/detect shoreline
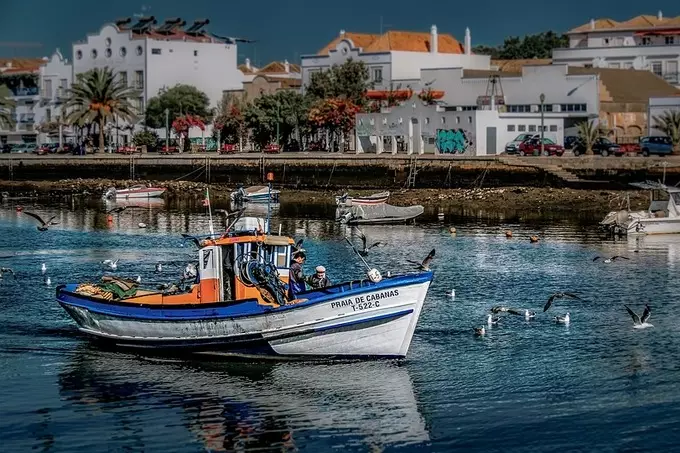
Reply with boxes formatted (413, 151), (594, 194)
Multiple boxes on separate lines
(0, 178), (649, 214)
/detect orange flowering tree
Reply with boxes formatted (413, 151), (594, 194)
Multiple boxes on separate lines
(308, 98), (360, 150)
(172, 114), (205, 151)
(214, 93), (248, 147)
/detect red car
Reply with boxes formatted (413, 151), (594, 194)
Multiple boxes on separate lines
(263, 144), (280, 154)
(218, 143), (239, 154)
(518, 138), (565, 156)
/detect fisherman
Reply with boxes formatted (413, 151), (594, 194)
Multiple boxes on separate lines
(308, 265), (331, 289)
(288, 251), (307, 299)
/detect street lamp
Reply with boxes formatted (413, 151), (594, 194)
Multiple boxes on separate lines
(164, 108), (169, 152)
(539, 93), (545, 156)
(276, 100), (280, 147)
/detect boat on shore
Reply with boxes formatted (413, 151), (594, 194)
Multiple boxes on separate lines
(338, 203), (425, 225)
(56, 214), (434, 359)
(601, 181), (680, 235)
(336, 191), (390, 207)
(231, 185), (280, 204)
(103, 185), (166, 200)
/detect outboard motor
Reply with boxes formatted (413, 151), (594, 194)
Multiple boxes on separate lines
(103, 187), (116, 200)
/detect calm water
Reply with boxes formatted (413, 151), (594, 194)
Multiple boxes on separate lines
(1, 196), (680, 452)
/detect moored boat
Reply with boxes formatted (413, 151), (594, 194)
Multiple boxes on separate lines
(56, 214), (434, 359)
(336, 191), (390, 207)
(601, 181), (680, 235)
(103, 185), (166, 200)
(338, 203), (425, 225)
(231, 185), (281, 204)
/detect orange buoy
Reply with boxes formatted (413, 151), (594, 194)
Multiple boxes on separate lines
(107, 214), (113, 222)
(16, 206), (23, 212)
(266, 172), (274, 182)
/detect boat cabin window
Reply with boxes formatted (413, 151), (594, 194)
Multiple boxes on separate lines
(672, 193), (680, 205)
(264, 245), (289, 269)
(652, 190), (669, 202)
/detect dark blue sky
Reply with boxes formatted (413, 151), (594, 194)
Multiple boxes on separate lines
(0, 1), (677, 65)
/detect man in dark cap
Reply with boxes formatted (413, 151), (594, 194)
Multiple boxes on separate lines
(308, 265), (331, 289)
(288, 251), (307, 299)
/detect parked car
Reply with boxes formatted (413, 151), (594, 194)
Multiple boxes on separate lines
(564, 136), (580, 150)
(218, 143), (240, 154)
(159, 139), (180, 154)
(33, 143), (60, 155)
(572, 137), (622, 157)
(263, 144), (280, 154)
(1, 144), (15, 153)
(504, 133), (540, 154)
(518, 137), (565, 156)
(116, 145), (140, 155)
(10, 143), (36, 153)
(639, 136), (673, 156)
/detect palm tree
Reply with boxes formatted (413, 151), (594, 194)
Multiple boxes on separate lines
(577, 120), (599, 156)
(0, 84), (16, 129)
(653, 110), (680, 155)
(64, 67), (138, 153)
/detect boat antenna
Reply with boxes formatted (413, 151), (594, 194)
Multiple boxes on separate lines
(223, 207), (246, 235)
(344, 237), (371, 271)
(205, 187), (215, 237)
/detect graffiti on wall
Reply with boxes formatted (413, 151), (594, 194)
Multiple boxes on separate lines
(190, 137), (218, 151)
(435, 129), (474, 154)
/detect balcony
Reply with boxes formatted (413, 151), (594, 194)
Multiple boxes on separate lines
(133, 81), (144, 90)
(663, 72), (680, 85)
(17, 123), (35, 132)
(11, 87), (39, 98)
(56, 88), (68, 101)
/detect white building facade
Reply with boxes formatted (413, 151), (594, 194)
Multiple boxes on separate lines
(36, 50), (74, 145)
(552, 12), (680, 88)
(301, 26), (490, 91)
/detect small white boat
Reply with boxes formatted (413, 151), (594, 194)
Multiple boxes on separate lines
(336, 191), (390, 207)
(103, 185), (166, 200)
(231, 185), (280, 204)
(338, 203), (425, 225)
(601, 181), (680, 235)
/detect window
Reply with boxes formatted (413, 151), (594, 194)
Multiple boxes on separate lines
(425, 117), (430, 124)
(507, 105), (531, 113)
(60, 78), (67, 89)
(604, 38), (610, 46)
(134, 70), (143, 89)
(560, 104), (587, 112)
(44, 79), (52, 98)
(455, 117), (460, 124)
(136, 45), (143, 56)
(642, 37), (652, 46)
(105, 37), (111, 47)
(441, 117), (446, 124)
(542, 104), (553, 112)
(549, 125), (558, 132)
(624, 62), (634, 69)
(666, 36), (675, 45)
(651, 62), (663, 77)
(151, 48), (161, 55)
(528, 125), (536, 132)
(518, 125), (526, 132)
(137, 97), (145, 114)
(45, 108), (51, 122)
(372, 68), (383, 83)
(584, 64), (593, 68)
(119, 71), (128, 86)
(608, 62), (621, 69)
(507, 124), (515, 132)
(467, 116), (472, 124)
(120, 47), (127, 57)
(76, 50), (82, 60)
(105, 48), (112, 58)
(91, 49), (97, 59)
(369, 118), (375, 125)
(194, 50), (198, 57)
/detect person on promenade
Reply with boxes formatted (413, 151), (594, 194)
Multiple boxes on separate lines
(288, 251), (307, 299)
(308, 265), (331, 289)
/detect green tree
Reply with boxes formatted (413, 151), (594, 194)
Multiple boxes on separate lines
(132, 130), (159, 150)
(64, 67), (138, 153)
(145, 84), (212, 129)
(577, 120), (600, 156)
(473, 31), (569, 59)
(306, 58), (372, 107)
(214, 93), (249, 148)
(0, 84), (16, 129)
(653, 110), (680, 155)
(244, 91), (310, 150)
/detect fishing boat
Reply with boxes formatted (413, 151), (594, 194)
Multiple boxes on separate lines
(230, 185), (281, 204)
(56, 213), (434, 359)
(338, 203), (425, 225)
(103, 185), (166, 200)
(600, 181), (680, 235)
(336, 191), (390, 207)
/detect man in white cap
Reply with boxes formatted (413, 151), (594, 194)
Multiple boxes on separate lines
(308, 265), (331, 289)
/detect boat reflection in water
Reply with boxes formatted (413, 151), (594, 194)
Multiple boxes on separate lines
(58, 348), (429, 451)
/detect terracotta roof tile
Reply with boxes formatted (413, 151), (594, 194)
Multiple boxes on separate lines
(318, 32), (380, 55)
(238, 64), (255, 74)
(0, 58), (44, 75)
(569, 18), (621, 33)
(364, 30), (464, 53)
(491, 59), (552, 72)
(567, 67), (679, 103)
(569, 14), (680, 33)
(258, 61), (301, 74)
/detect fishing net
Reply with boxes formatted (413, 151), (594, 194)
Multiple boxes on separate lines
(76, 276), (139, 300)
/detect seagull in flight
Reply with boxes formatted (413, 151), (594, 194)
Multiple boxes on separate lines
(593, 255), (630, 263)
(23, 212), (59, 231)
(292, 239), (305, 255)
(407, 249), (435, 271)
(0, 267), (16, 279)
(625, 304), (653, 329)
(352, 226), (385, 256)
(102, 259), (119, 271)
(106, 205), (144, 214)
(544, 292), (582, 312)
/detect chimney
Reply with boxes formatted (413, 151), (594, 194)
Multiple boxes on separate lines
(245, 58), (251, 70)
(430, 25), (438, 53)
(340, 29), (346, 37)
(590, 18), (595, 30)
(284, 59), (290, 73)
(658, 10), (663, 20)
(465, 27), (471, 55)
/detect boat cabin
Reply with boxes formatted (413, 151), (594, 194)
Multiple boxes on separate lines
(633, 182), (680, 218)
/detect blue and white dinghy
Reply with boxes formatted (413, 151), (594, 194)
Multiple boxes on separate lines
(56, 215), (435, 359)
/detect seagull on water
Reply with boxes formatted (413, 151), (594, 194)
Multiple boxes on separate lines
(593, 255), (630, 263)
(102, 259), (119, 271)
(544, 292), (582, 312)
(407, 249), (436, 271)
(625, 304), (653, 329)
(490, 306), (510, 314)
(44, 276), (51, 286)
(155, 263), (163, 273)
(41, 263), (47, 274)
(473, 326), (486, 336)
(23, 212), (59, 231)
(554, 312), (570, 324)
(352, 226), (385, 256)
(135, 276), (142, 283)
(506, 308), (536, 319)
(487, 314), (500, 326)
(0, 267), (16, 279)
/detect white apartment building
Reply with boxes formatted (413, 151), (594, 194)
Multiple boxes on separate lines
(552, 12), (680, 88)
(36, 50), (74, 145)
(72, 17), (243, 117)
(301, 25), (490, 91)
